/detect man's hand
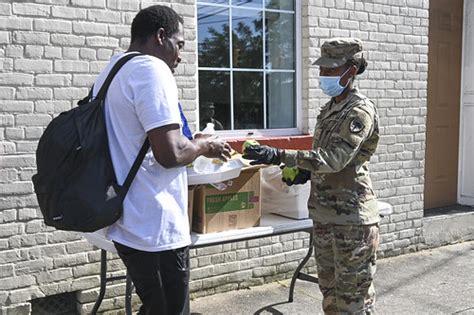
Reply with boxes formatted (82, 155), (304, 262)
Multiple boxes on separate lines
(242, 144), (283, 165)
(201, 136), (232, 162)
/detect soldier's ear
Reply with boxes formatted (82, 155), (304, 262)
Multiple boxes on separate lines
(349, 65), (358, 77)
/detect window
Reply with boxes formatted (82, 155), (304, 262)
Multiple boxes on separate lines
(197, 0), (300, 136)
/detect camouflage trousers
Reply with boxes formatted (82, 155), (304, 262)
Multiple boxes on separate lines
(313, 223), (380, 315)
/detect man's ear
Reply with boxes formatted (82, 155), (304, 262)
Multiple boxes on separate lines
(155, 28), (166, 45)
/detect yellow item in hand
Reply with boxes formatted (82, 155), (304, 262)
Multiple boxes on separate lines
(241, 139), (259, 153)
(282, 166), (299, 182)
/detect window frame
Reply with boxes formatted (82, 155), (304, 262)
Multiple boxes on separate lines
(195, 0), (303, 138)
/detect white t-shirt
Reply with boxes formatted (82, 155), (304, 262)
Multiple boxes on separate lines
(92, 52), (191, 252)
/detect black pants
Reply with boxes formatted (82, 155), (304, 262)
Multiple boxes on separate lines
(114, 242), (190, 315)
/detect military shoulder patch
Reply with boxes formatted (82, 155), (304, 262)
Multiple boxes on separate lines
(349, 118), (364, 133)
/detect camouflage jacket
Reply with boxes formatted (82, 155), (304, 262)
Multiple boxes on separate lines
(283, 89), (380, 225)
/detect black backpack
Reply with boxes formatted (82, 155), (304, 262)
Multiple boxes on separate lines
(32, 53), (150, 232)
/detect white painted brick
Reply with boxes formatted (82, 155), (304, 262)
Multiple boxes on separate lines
(370, 32), (387, 42)
(0, 117), (14, 129)
(54, 87), (89, 100)
(35, 74), (71, 87)
(1, 274), (37, 290)
(72, 74), (96, 87)
(86, 36), (119, 47)
(35, 0), (69, 3)
(330, 29), (350, 37)
(5, 128), (24, 140)
(0, 3), (11, 16)
(107, 0), (140, 11)
(51, 34), (86, 46)
(0, 73), (34, 86)
(25, 127), (43, 139)
(13, 31), (49, 45)
(360, 21), (378, 32)
(88, 9), (121, 23)
(36, 268), (73, 283)
(16, 114), (52, 127)
(15, 59), (53, 73)
(25, 45), (44, 59)
(0, 101), (33, 113)
(109, 25), (130, 37)
(71, 0), (106, 8)
(34, 19), (72, 34)
(369, 13), (386, 23)
(340, 20), (359, 30)
(0, 87), (15, 100)
(97, 48), (113, 60)
(44, 46), (62, 59)
(318, 17), (339, 28)
(16, 141), (38, 153)
(79, 48), (97, 60)
(329, 8), (348, 19)
(53, 100), (73, 112)
(13, 3), (50, 17)
(63, 47), (80, 60)
(54, 60), (89, 73)
(120, 38), (130, 50)
(0, 142), (16, 155)
(0, 17), (32, 31)
(34, 100), (55, 113)
(51, 6), (87, 19)
(0, 31), (10, 44)
(73, 21), (108, 35)
(89, 61), (109, 73)
(17, 87), (52, 100)
(396, 25), (413, 34)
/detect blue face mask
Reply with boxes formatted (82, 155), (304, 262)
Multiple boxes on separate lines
(319, 68), (351, 97)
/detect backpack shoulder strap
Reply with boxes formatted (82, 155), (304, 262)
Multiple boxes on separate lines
(96, 52), (142, 101)
(122, 138), (150, 191)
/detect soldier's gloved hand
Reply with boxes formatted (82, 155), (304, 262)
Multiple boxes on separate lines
(281, 166), (311, 186)
(242, 145), (283, 165)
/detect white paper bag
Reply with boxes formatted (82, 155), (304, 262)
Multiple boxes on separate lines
(261, 166), (310, 219)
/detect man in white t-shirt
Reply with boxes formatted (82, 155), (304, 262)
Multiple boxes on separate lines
(92, 5), (232, 315)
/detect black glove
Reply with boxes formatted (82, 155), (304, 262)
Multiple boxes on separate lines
(242, 145), (283, 165)
(281, 167), (311, 186)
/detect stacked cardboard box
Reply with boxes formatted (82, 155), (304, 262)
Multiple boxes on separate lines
(191, 166), (262, 234)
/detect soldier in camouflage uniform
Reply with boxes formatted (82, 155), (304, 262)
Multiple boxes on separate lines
(243, 38), (380, 315)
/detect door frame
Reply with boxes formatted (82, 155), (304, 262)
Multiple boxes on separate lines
(458, 0), (474, 206)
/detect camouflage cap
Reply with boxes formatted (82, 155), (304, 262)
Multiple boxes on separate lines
(313, 38), (363, 68)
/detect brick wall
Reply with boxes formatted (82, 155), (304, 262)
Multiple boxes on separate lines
(0, 0), (429, 313)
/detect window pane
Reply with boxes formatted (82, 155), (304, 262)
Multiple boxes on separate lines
(198, 5), (230, 68)
(267, 72), (295, 128)
(199, 71), (231, 130)
(232, 8), (263, 68)
(232, 0), (262, 8)
(199, 0), (228, 4)
(234, 72), (264, 129)
(265, 0), (294, 11)
(266, 11), (294, 70)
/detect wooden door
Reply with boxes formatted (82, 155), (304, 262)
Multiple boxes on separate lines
(424, 0), (463, 209)
(459, 0), (474, 206)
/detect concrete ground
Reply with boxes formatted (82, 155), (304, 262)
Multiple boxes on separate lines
(190, 241), (474, 315)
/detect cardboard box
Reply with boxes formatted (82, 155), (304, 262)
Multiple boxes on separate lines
(192, 167), (262, 234)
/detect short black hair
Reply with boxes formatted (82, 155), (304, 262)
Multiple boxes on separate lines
(131, 5), (184, 44)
